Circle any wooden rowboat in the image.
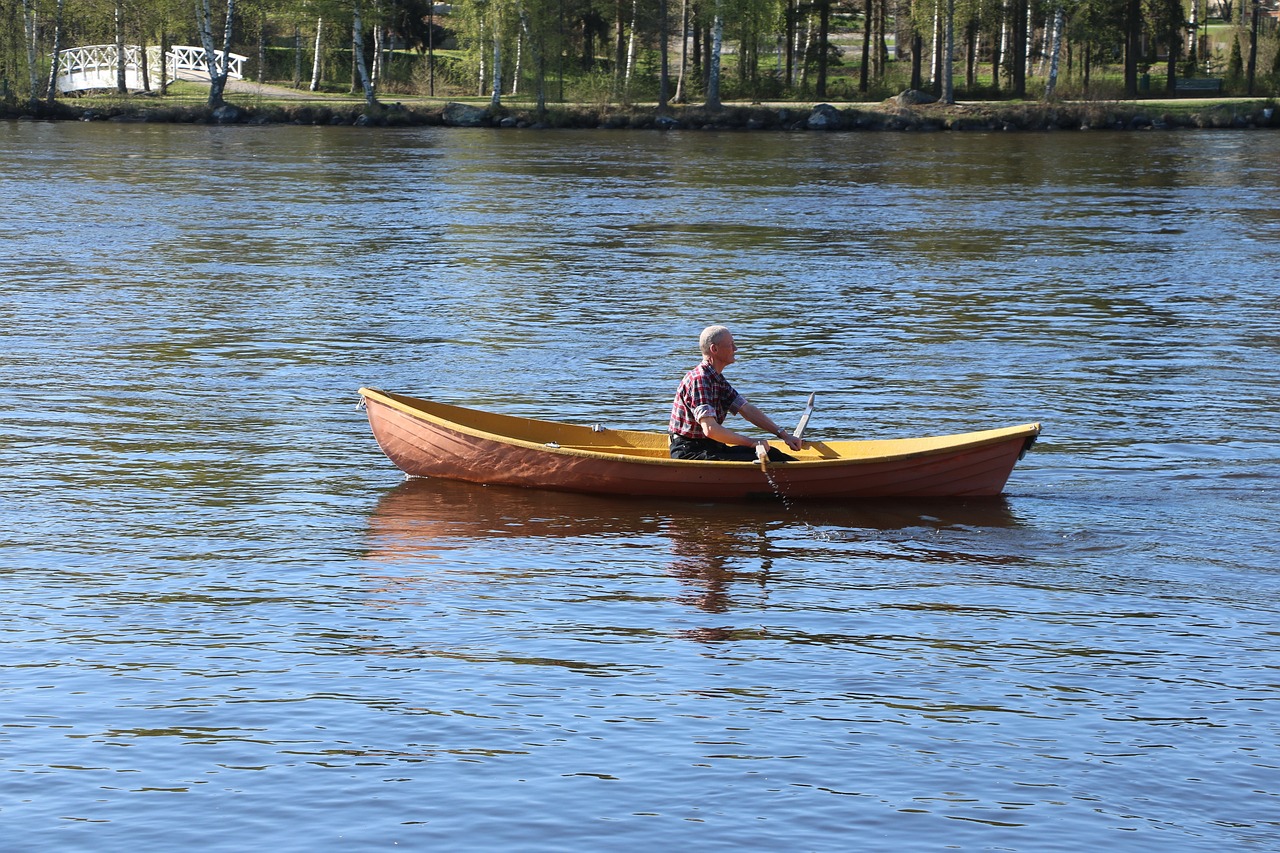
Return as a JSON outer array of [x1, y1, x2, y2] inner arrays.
[[358, 387, 1040, 501]]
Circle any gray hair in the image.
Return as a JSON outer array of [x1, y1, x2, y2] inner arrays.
[[699, 325, 731, 357]]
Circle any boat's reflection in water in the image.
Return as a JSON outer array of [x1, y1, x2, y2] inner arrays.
[[364, 479, 1025, 616]]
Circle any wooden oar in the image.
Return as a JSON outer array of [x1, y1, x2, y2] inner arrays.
[[760, 393, 816, 473], [793, 392, 816, 440]]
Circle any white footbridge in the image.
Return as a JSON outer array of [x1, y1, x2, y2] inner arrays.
[[54, 44, 246, 94]]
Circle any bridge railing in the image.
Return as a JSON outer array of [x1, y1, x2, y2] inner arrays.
[[54, 44, 246, 94]]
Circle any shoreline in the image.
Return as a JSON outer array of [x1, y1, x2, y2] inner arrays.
[[6, 91, 1278, 131]]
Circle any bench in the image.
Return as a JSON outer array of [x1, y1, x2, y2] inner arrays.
[[1174, 77, 1223, 96]]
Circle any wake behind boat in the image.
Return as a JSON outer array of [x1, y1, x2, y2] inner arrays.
[[358, 387, 1039, 500]]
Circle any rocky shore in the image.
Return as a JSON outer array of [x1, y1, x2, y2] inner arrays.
[[6, 89, 1278, 131]]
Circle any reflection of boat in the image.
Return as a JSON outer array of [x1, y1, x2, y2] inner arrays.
[[358, 388, 1040, 500], [369, 478, 1023, 543]]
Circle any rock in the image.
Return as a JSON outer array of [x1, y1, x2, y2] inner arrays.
[[893, 89, 938, 107], [806, 103, 844, 130], [655, 115, 680, 130], [442, 102, 488, 127], [211, 104, 243, 124]]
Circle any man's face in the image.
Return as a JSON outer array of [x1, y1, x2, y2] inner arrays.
[[711, 333, 737, 367]]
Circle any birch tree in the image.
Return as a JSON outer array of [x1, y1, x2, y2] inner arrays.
[[704, 0, 723, 107], [196, 0, 237, 106], [20, 0, 41, 103], [115, 0, 127, 92], [309, 16, 323, 89], [46, 0, 66, 102], [1042, 0, 1063, 97], [351, 0, 377, 105], [673, 0, 689, 101]]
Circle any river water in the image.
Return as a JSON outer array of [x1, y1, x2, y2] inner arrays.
[[2, 121, 1278, 851]]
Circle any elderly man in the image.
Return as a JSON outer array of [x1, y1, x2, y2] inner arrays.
[[669, 325, 805, 462]]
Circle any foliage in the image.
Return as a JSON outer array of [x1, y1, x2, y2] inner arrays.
[[6, 0, 1280, 106]]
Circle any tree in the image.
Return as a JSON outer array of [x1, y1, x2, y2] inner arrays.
[[943, 0, 957, 102], [814, 0, 829, 97], [704, 0, 722, 106], [196, 0, 238, 106], [20, 0, 40, 103], [351, 0, 377, 104], [46, 0, 67, 103], [1042, 0, 1064, 98]]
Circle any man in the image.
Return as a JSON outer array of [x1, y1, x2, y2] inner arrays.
[[669, 325, 805, 462]]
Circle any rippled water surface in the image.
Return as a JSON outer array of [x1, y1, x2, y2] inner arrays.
[[2, 121, 1279, 851]]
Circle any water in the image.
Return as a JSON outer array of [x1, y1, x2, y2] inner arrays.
[[2, 121, 1279, 851]]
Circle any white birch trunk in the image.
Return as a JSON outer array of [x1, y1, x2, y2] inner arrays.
[[46, 0, 65, 102], [1024, 0, 1034, 76], [1044, 3, 1065, 98], [310, 17, 323, 91], [998, 3, 1010, 86], [929, 3, 940, 86], [352, 0, 376, 105], [674, 0, 689, 102], [705, 1, 723, 107], [115, 0, 127, 92], [625, 0, 638, 83], [512, 31, 522, 95], [21, 0, 39, 101], [490, 16, 502, 106]]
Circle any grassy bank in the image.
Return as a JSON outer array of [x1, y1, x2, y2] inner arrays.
[[6, 82, 1277, 132]]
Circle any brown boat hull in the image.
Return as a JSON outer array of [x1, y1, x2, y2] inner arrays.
[[359, 388, 1039, 501]]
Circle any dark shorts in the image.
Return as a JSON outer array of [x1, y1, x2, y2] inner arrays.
[[669, 434, 794, 463]]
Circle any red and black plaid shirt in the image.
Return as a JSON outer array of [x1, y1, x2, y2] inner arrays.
[[669, 360, 746, 439]]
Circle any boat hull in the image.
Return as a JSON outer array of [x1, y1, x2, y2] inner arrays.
[[359, 388, 1039, 500]]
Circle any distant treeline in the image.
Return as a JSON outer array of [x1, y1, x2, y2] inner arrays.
[[4, 0, 1279, 107]]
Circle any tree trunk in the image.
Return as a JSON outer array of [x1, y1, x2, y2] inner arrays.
[[116, 0, 128, 93], [310, 18, 324, 91], [613, 0, 626, 96], [352, 0, 378, 106], [427, 3, 436, 96], [910, 28, 922, 90], [859, 0, 871, 92], [21, 0, 39, 104], [816, 0, 830, 98], [941, 0, 954, 103], [140, 34, 151, 91], [293, 24, 302, 88], [1044, 3, 1064, 99], [705, 0, 723, 108], [160, 29, 170, 95], [658, 0, 670, 109], [1011, 0, 1026, 98], [994, 0, 1007, 91], [196, 0, 227, 107], [929, 4, 940, 89], [674, 0, 689, 102], [1122, 0, 1139, 96], [625, 0, 638, 84], [46, 0, 66, 103], [1247, 0, 1258, 95], [512, 27, 523, 95], [490, 14, 502, 106]]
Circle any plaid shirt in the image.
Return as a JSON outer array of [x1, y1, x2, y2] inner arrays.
[[669, 360, 746, 439]]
